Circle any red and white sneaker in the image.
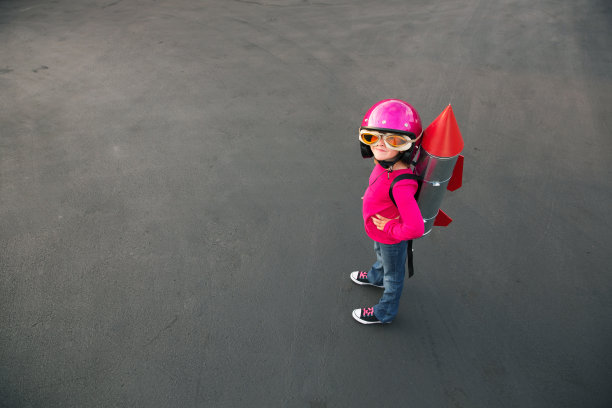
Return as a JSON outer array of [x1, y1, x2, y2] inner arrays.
[[352, 307, 387, 324], [350, 271, 384, 288]]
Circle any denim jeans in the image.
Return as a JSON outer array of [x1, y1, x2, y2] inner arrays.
[[367, 240, 408, 323]]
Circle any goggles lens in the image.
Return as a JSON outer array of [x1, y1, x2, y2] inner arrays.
[[359, 130, 414, 150], [360, 132, 381, 145], [384, 135, 410, 148]]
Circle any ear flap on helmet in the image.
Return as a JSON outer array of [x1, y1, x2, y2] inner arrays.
[[360, 143, 373, 158]]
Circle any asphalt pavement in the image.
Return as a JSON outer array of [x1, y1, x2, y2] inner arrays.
[[1, 0, 611, 407]]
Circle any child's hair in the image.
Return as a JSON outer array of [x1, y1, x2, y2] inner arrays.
[[399, 151, 413, 166]]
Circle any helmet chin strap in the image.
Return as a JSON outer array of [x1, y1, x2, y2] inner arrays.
[[377, 150, 407, 171]]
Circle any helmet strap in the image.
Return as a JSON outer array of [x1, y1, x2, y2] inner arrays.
[[377, 150, 407, 172]]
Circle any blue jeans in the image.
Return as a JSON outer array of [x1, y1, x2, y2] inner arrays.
[[367, 240, 408, 323]]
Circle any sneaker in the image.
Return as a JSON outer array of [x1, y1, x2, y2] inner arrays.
[[350, 271, 384, 288], [352, 307, 387, 324]]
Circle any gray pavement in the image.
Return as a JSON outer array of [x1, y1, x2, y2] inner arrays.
[[1, 0, 611, 407]]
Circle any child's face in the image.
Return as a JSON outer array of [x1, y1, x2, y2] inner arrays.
[[371, 135, 401, 162]]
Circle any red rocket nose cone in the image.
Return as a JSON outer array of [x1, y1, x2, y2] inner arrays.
[[421, 105, 464, 157]]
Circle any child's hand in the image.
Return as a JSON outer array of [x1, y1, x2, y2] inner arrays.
[[372, 214, 398, 231]]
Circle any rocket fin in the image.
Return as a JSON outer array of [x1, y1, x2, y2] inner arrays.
[[433, 210, 453, 227], [447, 154, 464, 192]]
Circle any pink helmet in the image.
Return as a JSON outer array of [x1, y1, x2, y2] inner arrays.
[[360, 99, 422, 158], [361, 99, 422, 136]]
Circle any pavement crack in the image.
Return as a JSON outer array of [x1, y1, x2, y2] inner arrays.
[[145, 315, 178, 346]]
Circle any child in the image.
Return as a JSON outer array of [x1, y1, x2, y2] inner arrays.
[[351, 99, 425, 325]]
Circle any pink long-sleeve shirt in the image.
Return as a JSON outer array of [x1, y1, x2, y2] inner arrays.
[[362, 164, 425, 244]]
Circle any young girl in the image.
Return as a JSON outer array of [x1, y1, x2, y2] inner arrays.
[[351, 99, 425, 325]]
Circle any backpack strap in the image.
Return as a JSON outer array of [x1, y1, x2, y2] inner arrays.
[[407, 240, 415, 278], [389, 173, 420, 206], [388, 173, 421, 278]]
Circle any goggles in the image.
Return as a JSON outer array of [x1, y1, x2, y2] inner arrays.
[[359, 129, 422, 151]]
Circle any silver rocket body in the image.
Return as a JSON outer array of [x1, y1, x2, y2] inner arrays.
[[411, 146, 460, 235]]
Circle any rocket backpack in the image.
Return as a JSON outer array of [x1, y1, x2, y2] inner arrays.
[[388, 104, 464, 277]]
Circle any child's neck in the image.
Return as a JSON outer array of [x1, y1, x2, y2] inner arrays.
[[392, 161, 409, 170]]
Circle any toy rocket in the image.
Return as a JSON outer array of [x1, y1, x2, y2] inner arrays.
[[411, 104, 464, 235]]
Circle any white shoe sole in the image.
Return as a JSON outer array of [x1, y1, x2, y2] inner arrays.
[[352, 309, 384, 324], [350, 271, 384, 288]]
